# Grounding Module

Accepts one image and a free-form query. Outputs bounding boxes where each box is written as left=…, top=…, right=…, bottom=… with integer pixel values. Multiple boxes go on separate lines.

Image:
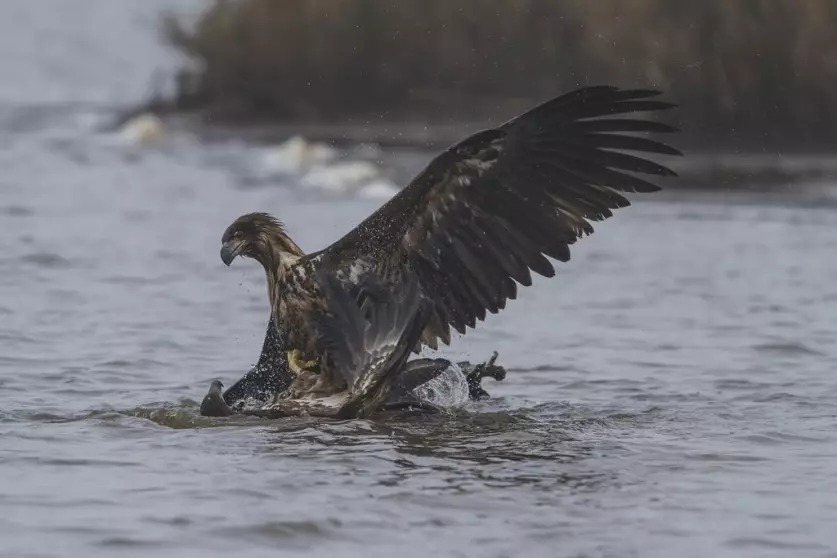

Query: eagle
left=218, top=85, right=680, bottom=419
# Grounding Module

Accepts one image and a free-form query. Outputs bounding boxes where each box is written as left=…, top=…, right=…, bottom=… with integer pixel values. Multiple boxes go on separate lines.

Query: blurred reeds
left=162, top=0, right=837, bottom=149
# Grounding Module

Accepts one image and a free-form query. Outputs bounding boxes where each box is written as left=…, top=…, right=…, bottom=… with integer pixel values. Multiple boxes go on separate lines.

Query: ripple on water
left=1, top=204, right=34, bottom=216
left=16, top=456, right=142, bottom=468
left=213, top=519, right=344, bottom=544
left=713, top=378, right=778, bottom=391
left=737, top=431, right=826, bottom=446
left=752, top=340, right=825, bottom=356
left=141, top=515, right=194, bottom=527
left=0, top=354, right=64, bottom=366
left=98, top=358, right=166, bottom=369
left=100, top=274, right=156, bottom=285
left=0, top=329, right=36, bottom=342
left=725, top=537, right=830, bottom=552
left=6, top=410, right=86, bottom=424
left=38, top=366, right=93, bottom=382
left=19, top=252, right=73, bottom=268
left=97, top=536, right=168, bottom=549
left=123, top=209, right=151, bottom=222
left=683, top=452, right=769, bottom=463
left=125, top=403, right=272, bottom=429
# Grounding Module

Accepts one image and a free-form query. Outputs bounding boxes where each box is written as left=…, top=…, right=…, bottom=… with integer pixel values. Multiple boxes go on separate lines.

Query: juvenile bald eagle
left=219, top=86, right=680, bottom=418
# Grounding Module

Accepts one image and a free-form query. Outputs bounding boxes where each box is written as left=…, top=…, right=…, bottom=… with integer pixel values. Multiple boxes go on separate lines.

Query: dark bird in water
left=200, top=380, right=233, bottom=417
left=204, top=313, right=506, bottom=416
left=218, top=85, right=681, bottom=418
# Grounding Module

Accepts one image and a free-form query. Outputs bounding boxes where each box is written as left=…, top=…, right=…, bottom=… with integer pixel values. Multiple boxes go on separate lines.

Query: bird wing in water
left=312, top=86, right=681, bottom=351
left=313, top=270, right=432, bottom=414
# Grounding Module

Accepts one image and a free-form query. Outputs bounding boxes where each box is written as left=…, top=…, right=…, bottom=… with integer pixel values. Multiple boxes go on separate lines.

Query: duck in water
left=200, top=380, right=233, bottom=417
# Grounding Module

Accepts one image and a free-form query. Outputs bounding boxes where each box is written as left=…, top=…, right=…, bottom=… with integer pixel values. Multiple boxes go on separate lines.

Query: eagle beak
left=220, top=240, right=244, bottom=266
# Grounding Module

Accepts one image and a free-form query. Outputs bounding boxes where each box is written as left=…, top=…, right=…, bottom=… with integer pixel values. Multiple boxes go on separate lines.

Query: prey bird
left=218, top=85, right=681, bottom=418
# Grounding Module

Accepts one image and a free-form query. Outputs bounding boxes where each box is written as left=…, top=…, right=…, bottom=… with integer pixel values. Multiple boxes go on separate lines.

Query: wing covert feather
left=314, top=86, right=681, bottom=350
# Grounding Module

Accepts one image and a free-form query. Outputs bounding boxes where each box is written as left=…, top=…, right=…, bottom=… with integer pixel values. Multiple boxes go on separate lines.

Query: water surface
left=2, top=2, right=837, bottom=557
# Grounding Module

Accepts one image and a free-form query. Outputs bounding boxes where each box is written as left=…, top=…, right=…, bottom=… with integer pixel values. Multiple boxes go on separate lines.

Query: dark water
left=3, top=2, right=837, bottom=557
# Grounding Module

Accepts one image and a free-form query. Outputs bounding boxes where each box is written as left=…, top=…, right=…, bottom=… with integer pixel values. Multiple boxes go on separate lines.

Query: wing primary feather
left=527, top=151, right=665, bottom=194
left=488, top=210, right=557, bottom=278
left=571, top=119, right=679, bottom=134
left=449, top=235, right=502, bottom=313
left=436, top=249, right=483, bottom=326
left=525, top=142, right=677, bottom=177
left=472, top=220, right=532, bottom=286
left=312, top=85, right=680, bottom=353
left=414, top=256, right=469, bottom=334
left=555, top=133, right=683, bottom=156
left=563, top=100, right=677, bottom=122
left=459, top=224, right=513, bottom=306
left=500, top=86, right=664, bottom=129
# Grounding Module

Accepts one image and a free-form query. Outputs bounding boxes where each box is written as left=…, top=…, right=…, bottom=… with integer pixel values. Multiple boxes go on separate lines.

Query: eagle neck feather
left=254, top=229, right=304, bottom=314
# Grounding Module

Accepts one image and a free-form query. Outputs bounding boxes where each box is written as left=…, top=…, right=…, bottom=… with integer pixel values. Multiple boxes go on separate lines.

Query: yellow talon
left=288, top=349, right=318, bottom=374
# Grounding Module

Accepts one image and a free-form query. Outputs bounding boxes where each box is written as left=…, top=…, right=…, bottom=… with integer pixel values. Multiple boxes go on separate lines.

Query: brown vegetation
left=162, top=0, right=837, bottom=149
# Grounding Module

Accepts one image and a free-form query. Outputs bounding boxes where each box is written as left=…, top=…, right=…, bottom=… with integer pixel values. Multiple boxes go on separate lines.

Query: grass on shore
left=161, top=0, right=837, bottom=149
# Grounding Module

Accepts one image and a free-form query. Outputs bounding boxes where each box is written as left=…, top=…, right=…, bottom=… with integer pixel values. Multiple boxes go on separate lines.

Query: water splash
left=412, top=362, right=471, bottom=409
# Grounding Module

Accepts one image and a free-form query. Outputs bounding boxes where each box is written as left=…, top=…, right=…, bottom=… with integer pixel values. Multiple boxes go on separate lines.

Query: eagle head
left=220, top=212, right=303, bottom=269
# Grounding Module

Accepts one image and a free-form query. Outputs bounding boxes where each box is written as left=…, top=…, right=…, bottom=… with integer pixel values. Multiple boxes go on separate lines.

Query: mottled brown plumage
left=220, top=85, right=681, bottom=417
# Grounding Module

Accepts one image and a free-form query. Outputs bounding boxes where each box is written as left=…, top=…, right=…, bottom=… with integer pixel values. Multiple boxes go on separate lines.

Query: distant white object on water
left=116, top=113, right=166, bottom=147
left=300, top=160, right=385, bottom=194
left=349, top=142, right=383, bottom=159
left=257, top=135, right=339, bottom=175
left=358, top=179, right=400, bottom=200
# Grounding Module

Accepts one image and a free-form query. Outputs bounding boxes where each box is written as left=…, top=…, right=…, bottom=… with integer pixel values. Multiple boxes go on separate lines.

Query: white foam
left=257, top=135, right=339, bottom=175
left=412, top=363, right=471, bottom=409
left=358, top=179, right=400, bottom=199
left=300, top=160, right=383, bottom=194
left=115, top=113, right=167, bottom=147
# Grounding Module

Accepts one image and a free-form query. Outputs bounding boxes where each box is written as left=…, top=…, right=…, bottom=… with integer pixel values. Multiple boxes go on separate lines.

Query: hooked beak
left=220, top=240, right=244, bottom=266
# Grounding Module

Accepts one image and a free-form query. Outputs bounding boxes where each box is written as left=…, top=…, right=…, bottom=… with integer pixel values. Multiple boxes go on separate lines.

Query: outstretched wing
left=314, top=86, right=681, bottom=350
